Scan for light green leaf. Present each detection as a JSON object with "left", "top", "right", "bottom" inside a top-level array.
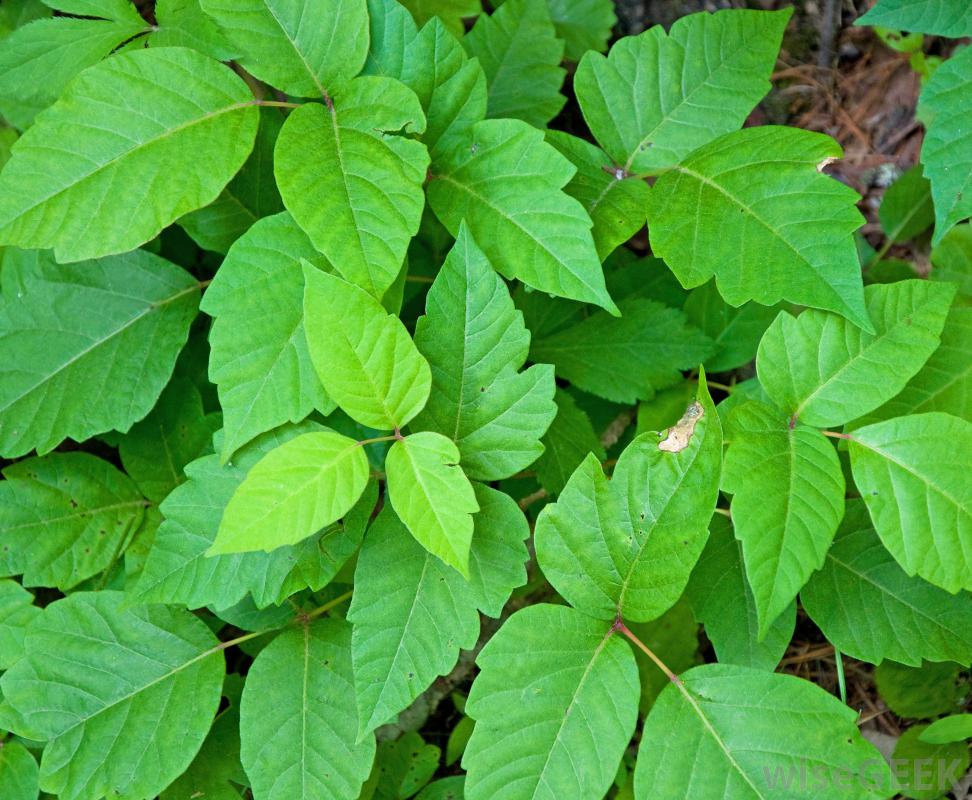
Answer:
[
  {"left": 0, "top": 591, "right": 224, "bottom": 800},
  {"left": 463, "top": 0, "right": 565, "bottom": 127},
  {"left": 530, "top": 297, "right": 714, "bottom": 404},
  {"left": 931, "top": 223, "right": 972, "bottom": 299},
  {"left": 349, "top": 506, "right": 479, "bottom": 736},
  {"left": 276, "top": 77, "right": 429, "bottom": 299},
  {"left": 240, "top": 618, "right": 375, "bottom": 800},
  {"left": 179, "top": 106, "right": 284, "bottom": 254},
  {"left": 202, "top": 213, "right": 334, "bottom": 460},
  {"left": 303, "top": 266, "right": 431, "bottom": 430},
  {"left": 413, "top": 223, "right": 557, "bottom": 480},
  {"left": 534, "top": 388, "right": 604, "bottom": 496},
  {"left": 199, "top": 0, "right": 368, "bottom": 97},
  {"left": 879, "top": 164, "right": 934, "bottom": 244},
  {"left": 466, "top": 483, "right": 529, "bottom": 617},
  {"left": 921, "top": 714, "right": 972, "bottom": 744},
  {"left": 575, "top": 9, "right": 790, "bottom": 175},
  {"left": 857, "top": 0, "right": 972, "bottom": 37},
  {"left": 428, "top": 118, "right": 617, "bottom": 312},
  {"left": 0, "top": 741, "right": 38, "bottom": 800},
  {"left": 722, "top": 400, "right": 845, "bottom": 638},
  {"left": 686, "top": 515, "right": 795, "bottom": 671},
  {"left": 401, "top": 0, "right": 480, "bottom": 37},
  {"left": 802, "top": 499, "right": 972, "bottom": 666},
  {"left": 546, "top": 130, "right": 650, "bottom": 260},
  {"left": 210, "top": 430, "right": 369, "bottom": 555},
  {"left": 875, "top": 660, "right": 963, "bottom": 718},
  {"left": 0, "top": 453, "right": 146, "bottom": 590},
  {"left": 42, "top": 0, "right": 144, "bottom": 23},
  {"left": 0, "top": 248, "right": 199, "bottom": 457},
  {"left": 151, "top": 0, "right": 238, "bottom": 60},
  {"left": 118, "top": 377, "right": 213, "bottom": 503},
  {"left": 384, "top": 431, "right": 479, "bottom": 575},
  {"left": 757, "top": 280, "right": 956, "bottom": 427},
  {"left": 634, "top": 664, "right": 893, "bottom": 799},
  {"left": 0, "top": 17, "right": 149, "bottom": 130},
  {"left": 893, "top": 724, "right": 969, "bottom": 800},
  {"left": 0, "top": 47, "right": 259, "bottom": 261},
  {"left": 0, "top": 579, "right": 39, "bottom": 670},
  {"left": 136, "top": 425, "right": 372, "bottom": 611},
  {"left": 918, "top": 45, "right": 972, "bottom": 245},
  {"left": 463, "top": 604, "right": 640, "bottom": 800},
  {"left": 363, "top": 0, "right": 418, "bottom": 77},
  {"left": 849, "top": 412, "right": 972, "bottom": 593},
  {"left": 684, "top": 281, "right": 778, "bottom": 373},
  {"left": 535, "top": 379, "right": 721, "bottom": 622},
  {"left": 647, "top": 126, "right": 869, "bottom": 328}
]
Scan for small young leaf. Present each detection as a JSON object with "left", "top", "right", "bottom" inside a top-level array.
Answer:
[
  {"left": 303, "top": 266, "right": 432, "bottom": 430},
  {"left": 463, "top": 604, "right": 640, "bottom": 800},
  {"left": 0, "top": 453, "right": 146, "bottom": 591},
  {"left": 413, "top": 223, "right": 557, "bottom": 480},
  {"left": 0, "top": 591, "right": 224, "bottom": 800},
  {"left": 349, "top": 506, "right": 479, "bottom": 736},
  {"left": 893, "top": 724, "right": 969, "bottom": 800},
  {"left": 575, "top": 8, "right": 790, "bottom": 175},
  {"left": 201, "top": 213, "right": 334, "bottom": 461},
  {"left": 372, "top": 731, "right": 441, "bottom": 799},
  {"left": 199, "top": 0, "right": 369, "bottom": 98},
  {"left": 857, "top": 0, "right": 972, "bottom": 38},
  {"left": 0, "top": 248, "right": 199, "bottom": 457},
  {"left": 463, "top": 0, "right": 565, "bottom": 128},
  {"left": 634, "top": 664, "right": 893, "bottom": 799},
  {"left": 921, "top": 714, "right": 972, "bottom": 745},
  {"left": 428, "top": 118, "right": 617, "bottom": 312},
  {"left": 240, "top": 618, "right": 375, "bottom": 800},
  {"left": 384, "top": 431, "right": 479, "bottom": 575},
  {"left": 0, "top": 47, "right": 259, "bottom": 261},
  {"left": 275, "top": 77, "right": 429, "bottom": 300},
  {"left": 757, "top": 280, "right": 956, "bottom": 427},
  {"left": 849, "top": 412, "right": 972, "bottom": 593},
  {"left": 802, "top": 500, "right": 972, "bottom": 666},
  {"left": 647, "top": 126, "right": 869, "bottom": 328},
  {"left": 210, "top": 430, "right": 369, "bottom": 555},
  {"left": 878, "top": 164, "right": 935, "bottom": 244},
  {"left": 722, "top": 400, "right": 845, "bottom": 638}
]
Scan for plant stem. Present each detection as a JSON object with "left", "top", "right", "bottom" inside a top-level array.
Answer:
[
  {"left": 357, "top": 434, "right": 399, "bottom": 447},
  {"left": 821, "top": 430, "right": 853, "bottom": 441},
  {"left": 254, "top": 99, "right": 301, "bottom": 109},
  {"left": 713, "top": 507, "right": 732, "bottom": 518},
  {"left": 834, "top": 647, "right": 847, "bottom": 704},
  {"left": 616, "top": 620, "right": 681, "bottom": 685},
  {"left": 216, "top": 589, "right": 355, "bottom": 651},
  {"left": 703, "top": 379, "right": 735, "bottom": 393}
]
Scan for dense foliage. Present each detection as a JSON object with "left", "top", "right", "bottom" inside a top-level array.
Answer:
[{"left": 0, "top": 0, "right": 970, "bottom": 798}]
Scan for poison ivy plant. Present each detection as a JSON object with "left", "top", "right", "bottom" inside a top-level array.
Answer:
[{"left": 0, "top": 2, "right": 968, "bottom": 798}]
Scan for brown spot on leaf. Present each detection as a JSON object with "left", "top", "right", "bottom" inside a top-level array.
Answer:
[{"left": 658, "top": 401, "right": 704, "bottom": 453}]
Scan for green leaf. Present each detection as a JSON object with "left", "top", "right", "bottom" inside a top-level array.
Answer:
[
  {"left": 199, "top": 0, "right": 368, "bottom": 97},
  {"left": 0, "top": 591, "right": 224, "bottom": 800},
  {"left": 0, "top": 453, "right": 146, "bottom": 590},
  {"left": 400, "top": 0, "right": 480, "bottom": 37},
  {"left": 0, "top": 248, "right": 199, "bottom": 457},
  {"left": 849, "top": 412, "right": 972, "bottom": 593},
  {"left": 921, "top": 714, "right": 972, "bottom": 744},
  {"left": 210, "top": 430, "right": 369, "bottom": 555},
  {"left": 534, "top": 389, "right": 604, "bottom": 495},
  {"left": 466, "top": 483, "right": 529, "bottom": 617},
  {"left": 413, "top": 223, "right": 557, "bottom": 480},
  {"left": 535, "top": 379, "right": 721, "bottom": 622},
  {"left": 0, "top": 579, "right": 39, "bottom": 670},
  {"left": 0, "top": 17, "right": 149, "bottom": 130},
  {"left": 931, "top": 223, "right": 972, "bottom": 299},
  {"left": 879, "top": 164, "right": 935, "bottom": 244},
  {"left": 647, "top": 126, "right": 869, "bottom": 328},
  {"left": 575, "top": 9, "right": 790, "bottom": 175},
  {"left": 545, "top": 131, "right": 650, "bottom": 260},
  {"left": 384, "top": 431, "right": 479, "bottom": 575},
  {"left": 757, "top": 280, "right": 956, "bottom": 427},
  {"left": 0, "top": 0, "right": 51, "bottom": 38},
  {"left": 722, "top": 400, "right": 845, "bottom": 637},
  {"left": 0, "top": 47, "right": 258, "bottom": 261},
  {"left": 417, "top": 777, "right": 465, "bottom": 800},
  {"left": 544, "top": 0, "right": 615, "bottom": 61},
  {"left": 685, "top": 515, "right": 795, "bottom": 671},
  {"left": 893, "top": 724, "right": 969, "bottom": 800},
  {"left": 151, "top": 0, "right": 238, "bottom": 60},
  {"left": 348, "top": 505, "right": 479, "bottom": 736},
  {"left": 463, "top": 604, "right": 640, "bottom": 800},
  {"left": 626, "top": 598, "right": 700, "bottom": 714},
  {"left": 0, "top": 741, "right": 38, "bottom": 800},
  {"left": 530, "top": 298, "right": 714, "bottom": 404},
  {"left": 240, "top": 618, "right": 375, "bottom": 800},
  {"left": 463, "top": 0, "right": 565, "bottom": 127},
  {"left": 136, "top": 425, "right": 372, "bottom": 610},
  {"left": 634, "top": 664, "right": 893, "bottom": 799},
  {"left": 118, "top": 377, "right": 213, "bottom": 503},
  {"left": 276, "top": 77, "right": 429, "bottom": 299},
  {"left": 179, "top": 107, "right": 284, "bottom": 254},
  {"left": 428, "top": 118, "right": 617, "bottom": 312},
  {"left": 371, "top": 731, "right": 441, "bottom": 799},
  {"left": 918, "top": 45, "right": 972, "bottom": 245},
  {"left": 42, "top": 0, "right": 143, "bottom": 23},
  {"left": 875, "top": 660, "right": 963, "bottom": 718},
  {"left": 303, "top": 266, "right": 431, "bottom": 430},
  {"left": 857, "top": 0, "right": 972, "bottom": 37},
  {"left": 802, "top": 499, "right": 972, "bottom": 666},
  {"left": 202, "top": 213, "right": 334, "bottom": 460}
]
